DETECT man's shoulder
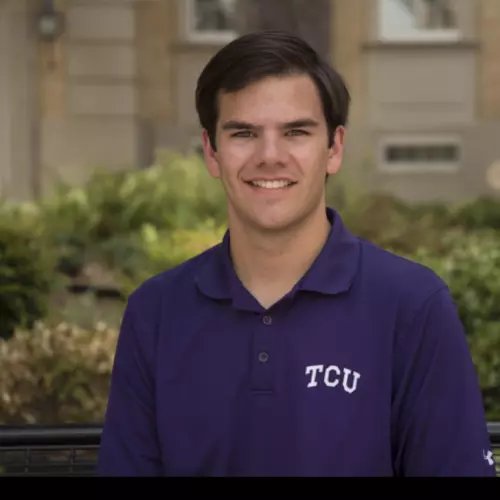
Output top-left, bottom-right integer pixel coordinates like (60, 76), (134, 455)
(127, 242), (220, 308)
(357, 236), (447, 311)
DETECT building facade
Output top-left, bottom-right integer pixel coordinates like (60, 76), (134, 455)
(1, 0), (499, 202)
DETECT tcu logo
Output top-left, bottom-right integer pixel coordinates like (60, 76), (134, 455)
(305, 364), (361, 394)
(483, 449), (495, 467)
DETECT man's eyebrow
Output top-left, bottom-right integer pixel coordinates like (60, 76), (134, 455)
(220, 119), (320, 131)
(283, 119), (320, 129)
(221, 120), (258, 131)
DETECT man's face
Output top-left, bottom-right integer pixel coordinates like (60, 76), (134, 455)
(201, 73), (345, 233)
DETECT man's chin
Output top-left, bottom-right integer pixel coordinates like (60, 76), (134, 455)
(247, 212), (300, 234)
(229, 204), (312, 234)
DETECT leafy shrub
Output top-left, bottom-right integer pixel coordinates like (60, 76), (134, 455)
(42, 150), (226, 236)
(408, 230), (500, 337)
(331, 182), (500, 420)
(118, 220), (226, 296)
(141, 219), (226, 270)
(37, 185), (97, 277)
(467, 322), (500, 421)
(448, 196), (500, 231)
(0, 322), (118, 425)
(0, 207), (57, 340)
(1, 154), (499, 425)
(405, 229), (500, 420)
(37, 150), (227, 282)
(338, 192), (449, 255)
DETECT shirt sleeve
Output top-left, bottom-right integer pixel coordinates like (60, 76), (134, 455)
(97, 294), (163, 476)
(391, 285), (497, 477)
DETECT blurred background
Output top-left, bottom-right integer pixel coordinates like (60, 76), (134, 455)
(0, 0), (499, 435)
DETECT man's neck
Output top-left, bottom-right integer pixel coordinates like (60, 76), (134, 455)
(228, 206), (331, 309)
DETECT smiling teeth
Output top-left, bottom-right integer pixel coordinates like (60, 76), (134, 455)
(250, 180), (292, 189)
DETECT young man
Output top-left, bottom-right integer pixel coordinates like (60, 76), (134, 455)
(97, 30), (496, 477)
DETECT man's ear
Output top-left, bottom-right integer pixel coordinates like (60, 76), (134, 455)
(326, 126), (346, 176)
(201, 129), (221, 179)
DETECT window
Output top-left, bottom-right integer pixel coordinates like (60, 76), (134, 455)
(379, 135), (461, 172)
(378, 0), (460, 41)
(185, 0), (237, 42)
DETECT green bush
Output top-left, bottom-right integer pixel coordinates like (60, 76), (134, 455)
(1, 154), (499, 425)
(407, 230), (500, 338)
(338, 192), (447, 255)
(0, 321), (117, 425)
(329, 181), (500, 419)
(38, 151), (227, 279)
(448, 196), (500, 230)
(117, 220), (226, 297)
(0, 205), (58, 340)
(404, 229), (500, 420)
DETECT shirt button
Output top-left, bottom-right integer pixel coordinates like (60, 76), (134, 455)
(262, 315), (272, 325)
(258, 351), (269, 363)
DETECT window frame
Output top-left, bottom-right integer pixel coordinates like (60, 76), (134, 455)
(377, 133), (462, 173)
(183, 0), (238, 44)
(376, 0), (462, 43)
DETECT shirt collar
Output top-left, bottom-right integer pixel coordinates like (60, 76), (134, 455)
(195, 207), (360, 302)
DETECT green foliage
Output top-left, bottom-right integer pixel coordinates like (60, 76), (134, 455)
(117, 220), (226, 297)
(448, 196), (500, 230)
(1, 151), (500, 423)
(468, 322), (500, 420)
(402, 230), (500, 419)
(43, 151), (226, 236)
(337, 192), (447, 254)
(0, 322), (118, 425)
(0, 204), (58, 340)
(326, 174), (500, 419)
(408, 230), (500, 335)
(37, 150), (227, 279)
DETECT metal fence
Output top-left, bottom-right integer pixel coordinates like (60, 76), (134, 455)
(1, 422), (499, 476)
(0, 424), (101, 476)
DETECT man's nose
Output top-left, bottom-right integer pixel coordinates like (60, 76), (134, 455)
(256, 134), (287, 166)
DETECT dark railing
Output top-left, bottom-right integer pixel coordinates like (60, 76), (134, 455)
(0, 424), (101, 476)
(1, 422), (499, 476)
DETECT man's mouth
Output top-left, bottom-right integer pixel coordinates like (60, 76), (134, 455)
(245, 180), (297, 189)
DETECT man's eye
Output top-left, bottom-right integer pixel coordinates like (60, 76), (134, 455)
(232, 131), (254, 138)
(287, 129), (308, 136)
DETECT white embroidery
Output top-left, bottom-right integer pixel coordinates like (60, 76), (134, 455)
(483, 449), (495, 467)
(305, 364), (361, 394)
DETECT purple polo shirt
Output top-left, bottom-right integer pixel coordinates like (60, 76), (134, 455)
(98, 207), (496, 476)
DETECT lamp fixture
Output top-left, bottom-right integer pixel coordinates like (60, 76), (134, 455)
(38, 0), (64, 41)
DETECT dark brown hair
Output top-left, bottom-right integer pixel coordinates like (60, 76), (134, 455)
(195, 30), (351, 151)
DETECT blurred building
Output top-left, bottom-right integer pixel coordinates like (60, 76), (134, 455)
(1, 0), (499, 202)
